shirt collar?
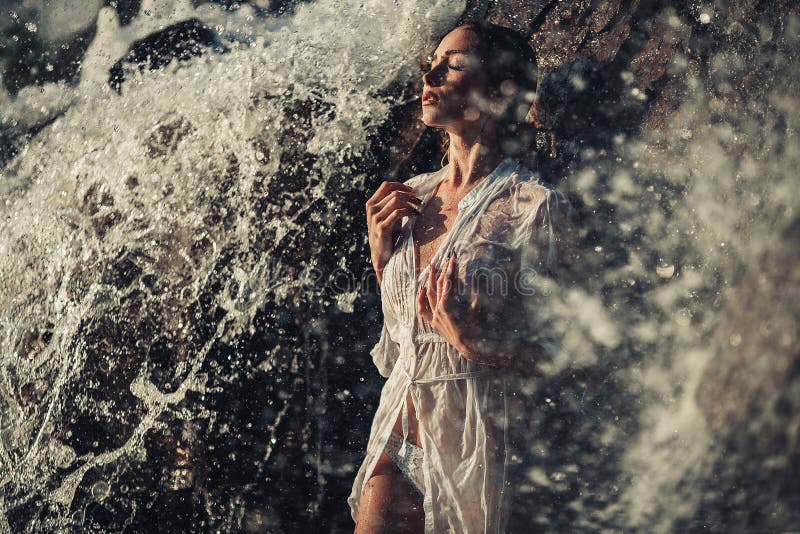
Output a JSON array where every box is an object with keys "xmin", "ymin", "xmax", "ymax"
[{"xmin": 455, "ymin": 156, "xmax": 518, "ymax": 211}]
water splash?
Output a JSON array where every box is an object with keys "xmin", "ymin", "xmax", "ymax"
[
  {"xmin": 1, "ymin": 1, "xmax": 798, "ymax": 531},
  {"xmin": 0, "ymin": 0, "xmax": 463, "ymax": 530},
  {"xmin": 508, "ymin": 11, "xmax": 800, "ymax": 531}
]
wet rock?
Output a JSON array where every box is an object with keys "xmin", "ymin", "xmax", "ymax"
[
  {"xmin": 81, "ymin": 183, "xmax": 115, "ymax": 216},
  {"xmin": 517, "ymin": 0, "xmax": 639, "ymax": 77},
  {"xmin": 101, "ymin": 248, "xmax": 144, "ymax": 289},
  {"xmin": 628, "ymin": 14, "xmax": 691, "ymax": 90},
  {"xmin": 144, "ymin": 114, "xmax": 195, "ymax": 158},
  {"xmin": 18, "ymin": 322, "xmax": 54, "ymax": 358},
  {"xmin": 20, "ymin": 379, "xmax": 49, "ymax": 405},
  {"xmin": 697, "ymin": 221, "xmax": 800, "ymax": 435},
  {"xmin": 108, "ymin": 18, "xmax": 229, "ymax": 94},
  {"xmin": 485, "ymin": 0, "xmax": 552, "ymax": 36},
  {"xmin": 694, "ymin": 219, "xmax": 800, "ymax": 529},
  {"xmin": 125, "ymin": 174, "xmax": 139, "ymax": 190}
]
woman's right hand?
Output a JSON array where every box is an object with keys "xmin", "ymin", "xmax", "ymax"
[{"xmin": 366, "ymin": 182, "xmax": 422, "ymax": 285}]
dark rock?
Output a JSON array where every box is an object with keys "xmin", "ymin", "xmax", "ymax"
[
  {"xmin": 144, "ymin": 114, "xmax": 195, "ymax": 158},
  {"xmin": 693, "ymin": 218, "xmax": 800, "ymax": 529},
  {"xmin": 108, "ymin": 18, "xmax": 229, "ymax": 94},
  {"xmin": 485, "ymin": 0, "xmax": 552, "ymax": 36}
]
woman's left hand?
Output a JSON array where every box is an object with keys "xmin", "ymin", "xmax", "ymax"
[{"xmin": 417, "ymin": 255, "xmax": 478, "ymax": 358}]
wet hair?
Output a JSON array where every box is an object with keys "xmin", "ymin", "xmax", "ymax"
[
  {"xmin": 439, "ymin": 21, "xmax": 539, "ymax": 160},
  {"xmin": 459, "ymin": 21, "xmax": 538, "ymax": 105}
]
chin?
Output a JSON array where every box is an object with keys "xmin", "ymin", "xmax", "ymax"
[{"xmin": 421, "ymin": 110, "xmax": 445, "ymax": 129}]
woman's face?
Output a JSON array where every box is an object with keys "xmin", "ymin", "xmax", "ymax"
[{"xmin": 421, "ymin": 26, "xmax": 491, "ymax": 132}]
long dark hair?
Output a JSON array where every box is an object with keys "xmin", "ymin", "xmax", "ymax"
[{"xmin": 438, "ymin": 21, "xmax": 539, "ymax": 162}]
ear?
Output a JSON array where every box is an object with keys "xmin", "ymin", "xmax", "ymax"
[
  {"xmin": 482, "ymin": 85, "xmax": 509, "ymax": 119},
  {"xmin": 491, "ymin": 94, "xmax": 516, "ymax": 121}
]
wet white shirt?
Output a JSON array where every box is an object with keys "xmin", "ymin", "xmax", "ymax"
[{"xmin": 349, "ymin": 157, "xmax": 573, "ymax": 533}]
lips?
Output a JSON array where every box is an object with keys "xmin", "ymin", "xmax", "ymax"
[{"xmin": 422, "ymin": 91, "xmax": 439, "ymax": 106}]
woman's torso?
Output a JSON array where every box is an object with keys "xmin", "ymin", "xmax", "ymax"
[
  {"xmin": 382, "ymin": 160, "xmax": 547, "ymax": 446},
  {"xmin": 389, "ymin": 173, "xmax": 467, "ymax": 446},
  {"xmin": 355, "ymin": 157, "xmax": 566, "ymax": 531}
]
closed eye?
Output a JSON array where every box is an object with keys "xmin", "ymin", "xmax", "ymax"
[
  {"xmin": 421, "ymin": 49, "xmax": 477, "ymax": 74},
  {"xmin": 420, "ymin": 54, "xmax": 467, "ymax": 73}
]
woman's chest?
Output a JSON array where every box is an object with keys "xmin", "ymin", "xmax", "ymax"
[
  {"xmin": 380, "ymin": 181, "xmax": 538, "ymax": 318},
  {"xmin": 412, "ymin": 206, "xmax": 458, "ymax": 279}
]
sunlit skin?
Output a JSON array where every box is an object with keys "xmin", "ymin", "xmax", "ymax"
[
  {"xmin": 358, "ymin": 25, "xmax": 544, "ymax": 533},
  {"xmin": 416, "ymin": 26, "xmax": 521, "ymax": 365}
]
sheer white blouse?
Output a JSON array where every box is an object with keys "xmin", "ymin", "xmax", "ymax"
[{"xmin": 349, "ymin": 157, "xmax": 573, "ymax": 533}]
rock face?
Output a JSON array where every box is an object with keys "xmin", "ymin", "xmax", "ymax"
[
  {"xmin": 694, "ymin": 219, "xmax": 800, "ymax": 530},
  {"xmin": 392, "ymin": 1, "xmax": 800, "ymax": 531},
  {"xmin": 1, "ymin": 1, "xmax": 798, "ymax": 532},
  {"xmin": 108, "ymin": 18, "xmax": 229, "ymax": 93}
]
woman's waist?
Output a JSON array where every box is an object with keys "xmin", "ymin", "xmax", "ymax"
[
  {"xmin": 386, "ymin": 321, "xmax": 498, "ymax": 379},
  {"xmin": 398, "ymin": 347, "xmax": 495, "ymax": 382}
]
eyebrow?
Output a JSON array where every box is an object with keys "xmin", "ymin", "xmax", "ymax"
[{"xmin": 429, "ymin": 49, "xmax": 473, "ymax": 61}]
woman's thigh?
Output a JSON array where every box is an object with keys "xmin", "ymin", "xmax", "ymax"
[{"xmin": 354, "ymin": 452, "xmax": 425, "ymax": 534}]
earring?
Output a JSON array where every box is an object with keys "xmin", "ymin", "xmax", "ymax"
[{"xmin": 441, "ymin": 150, "xmax": 448, "ymax": 168}]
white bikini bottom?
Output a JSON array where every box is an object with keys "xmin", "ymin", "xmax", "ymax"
[{"xmin": 384, "ymin": 431, "xmax": 425, "ymax": 498}]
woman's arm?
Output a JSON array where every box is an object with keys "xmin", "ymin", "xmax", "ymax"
[
  {"xmin": 418, "ymin": 255, "xmax": 553, "ymax": 372},
  {"xmin": 455, "ymin": 332, "xmax": 551, "ymax": 372},
  {"xmin": 419, "ymin": 187, "xmax": 574, "ymax": 372}
]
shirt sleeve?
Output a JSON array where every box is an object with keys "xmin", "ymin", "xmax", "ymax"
[
  {"xmin": 369, "ymin": 315, "xmax": 400, "ymax": 378},
  {"xmin": 516, "ymin": 188, "xmax": 576, "ymax": 376},
  {"xmin": 368, "ymin": 174, "xmax": 425, "ymax": 378}
]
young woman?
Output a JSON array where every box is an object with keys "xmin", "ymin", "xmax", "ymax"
[{"xmin": 351, "ymin": 21, "xmax": 572, "ymax": 533}]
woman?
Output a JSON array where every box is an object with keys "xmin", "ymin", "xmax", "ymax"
[{"xmin": 351, "ymin": 21, "xmax": 572, "ymax": 533}]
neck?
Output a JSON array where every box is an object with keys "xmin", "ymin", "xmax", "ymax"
[{"xmin": 445, "ymin": 118, "xmax": 503, "ymax": 190}]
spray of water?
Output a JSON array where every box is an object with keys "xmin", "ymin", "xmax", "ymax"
[
  {"xmin": 507, "ymin": 10, "xmax": 800, "ymax": 531},
  {"xmin": 0, "ymin": 1, "xmax": 797, "ymax": 531},
  {"xmin": 0, "ymin": 0, "xmax": 463, "ymax": 530}
]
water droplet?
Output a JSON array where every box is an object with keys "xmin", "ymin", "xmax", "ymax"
[
  {"xmin": 91, "ymin": 481, "xmax": 109, "ymax": 502},
  {"xmin": 729, "ymin": 332, "xmax": 742, "ymax": 347},
  {"xmin": 656, "ymin": 264, "xmax": 675, "ymax": 279}
]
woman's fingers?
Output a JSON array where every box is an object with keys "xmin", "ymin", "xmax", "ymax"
[
  {"xmin": 427, "ymin": 264, "xmax": 438, "ymax": 310},
  {"xmin": 438, "ymin": 256, "xmax": 460, "ymax": 318},
  {"xmin": 427, "ymin": 258, "xmax": 456, "ymax": 305},
  {"xmin": 370, "ymin": 189, "xmax": 422, "ymax": 218},
  {"xmin": 440, "ymin": 257, "xmax": 454, "ymax": 308},
  {"xmin": 417, "ymin": 286, "xmax": 432, "ymax": 320},
  {"xmin": 375, "ymin": 206, "xmax": 418, "ymax": 231},
  {"xmin": 420, "ymin": 257, "xmax": 460, "ymax": 329},
  {"xmin": 366, "ymin": 182, "xmax": 414, "ymax": 207},
  {"xmin": 374, "ymin": 199, "xmax": 420, "ymax": 226},
  {"xmin": 436, "ymin": 260, "xmax": 445, "ymax": 295}
]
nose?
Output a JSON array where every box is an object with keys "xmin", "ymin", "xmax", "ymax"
[{"xmin": 422, "ymin": 62, "xmax": 446, "ymax": 87}]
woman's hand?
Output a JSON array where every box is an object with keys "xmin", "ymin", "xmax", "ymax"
[
  {"xmin": 416, "ymin": 255, "xmax": 478, "ymax": 358},
  {"xmin": 366, "ymin": 182, "xmax": 422, "ymax": 285},
  {"xmin": 417, "ymin": 254, "xmax": 549, "ymax": 370}
]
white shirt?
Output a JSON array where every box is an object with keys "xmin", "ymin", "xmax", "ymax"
[{"xmin": 349, "ymin": 157, "xmax": 573, "ymax": 533}]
